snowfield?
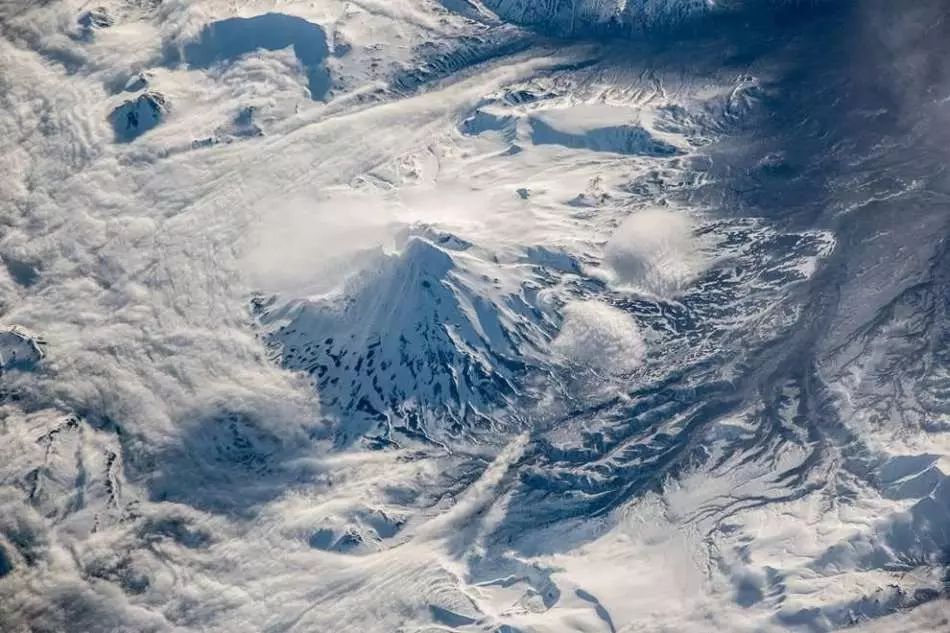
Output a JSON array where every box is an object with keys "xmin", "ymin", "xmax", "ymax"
[{"xmin": 1, "ymin": 1, "xmax": 950, "ymax": 632}]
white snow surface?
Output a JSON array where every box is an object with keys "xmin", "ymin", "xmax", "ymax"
[{"xmin": 1, "ymin": 1, "xmax": 949, "ymax": 633}]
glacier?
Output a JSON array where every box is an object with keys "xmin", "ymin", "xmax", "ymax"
[{"xmin": 1, "ymin": 0, "xmax": 949, "ymax": 632}]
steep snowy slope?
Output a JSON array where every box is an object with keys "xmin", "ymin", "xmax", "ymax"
[{"xmin": 257, "ymin": 228, "xmax": 555, "ymax": 445}]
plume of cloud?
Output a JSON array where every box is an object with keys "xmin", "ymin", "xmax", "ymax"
[
  {"xmin": 601, "ymin": 207, "xmax": 709, "ymax": 297},
  {"xmin": 552, "ymin": 300, "xmax": 646, "ymax": 374}
]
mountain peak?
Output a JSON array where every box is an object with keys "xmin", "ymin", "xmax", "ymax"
[{"xmin": 258, "ymin": 232, "xmax": 549, "ymax": 445}]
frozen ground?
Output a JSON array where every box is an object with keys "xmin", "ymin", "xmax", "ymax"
[{"xmin": 1, "ymin": 0, "xmax": 949, "ymax": 632}]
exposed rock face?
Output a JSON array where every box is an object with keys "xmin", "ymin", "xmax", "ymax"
[
  {"xmin": 0, "ymin": 325, "xmax": 45, "ymax": 372},
  {"xmin": 78, "ymin": 6, "xmax": 114, "ymax": 30},
  {"xmin": 109, "ymin": 91, "xmax": 169, "ymax": 142}
]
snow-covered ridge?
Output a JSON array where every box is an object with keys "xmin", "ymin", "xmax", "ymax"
[
  {"xmin": 474, "ymin": 0, "xmax": 715, "ymax": 34},
  {"xmin": 0, "ymin": 325, "xmax": 45, "ymax": 371},
  {"xmin": 452, "ymin": 0, "xmax": 838, "ymax": 38}
]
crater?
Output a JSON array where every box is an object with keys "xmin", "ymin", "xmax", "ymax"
[{"xmin": 170, "ymin": 13, "xmax": 330, "ymax": 101}]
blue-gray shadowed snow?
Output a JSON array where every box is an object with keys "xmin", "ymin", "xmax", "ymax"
[
  {"xmin": 0, "ymin": 544, "xmax": 12, "ymax": 578},
  {"xmin": 109, "ymin": 91, "xmax": 168, "ymax": 142},
  {"xmin": 169, "ymin": 13, "xmax": 330, "ymax": 100},
  {"xmin": 470, "ymin": 0, "xmax": 711, "ymax": 35},
  {"xmin": 138, "ymin": 382, "xmax": 323, "ymax": 515},
  {"xmin": 438, "ymin": 0, "xmax": 491, "ymax": 22}
]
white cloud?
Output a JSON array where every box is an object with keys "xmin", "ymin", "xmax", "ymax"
[
  {"xmin": 552, "ymin": 300, "xmax": 646, "ymax": 374},
  {"xmin": 602, "ymin": 207, "xmax": 709, "ymax": 297}
]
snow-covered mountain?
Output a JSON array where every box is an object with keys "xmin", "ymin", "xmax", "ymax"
[{"xmin": 256, "ymin": 228, "xmax": 555, "ymax": 445}]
